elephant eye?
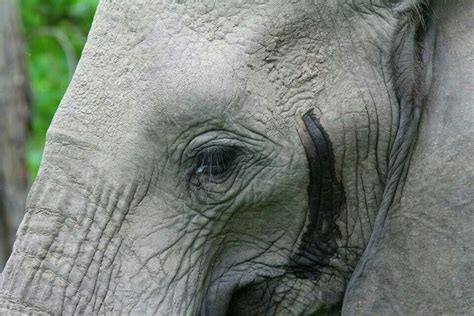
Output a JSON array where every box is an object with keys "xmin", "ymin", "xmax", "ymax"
[{"xmin": 195, "ymin": 146, "xmax": 237, "ymax": 179}]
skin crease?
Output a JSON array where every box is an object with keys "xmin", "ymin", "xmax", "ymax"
[{"xmin": 0, "ymin": 0, "xmax": 438, "ymax": 315}]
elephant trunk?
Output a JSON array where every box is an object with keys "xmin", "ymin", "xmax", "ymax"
[{"xmin": 0, "ymin": 132, "xmax": 144, "ymax": 314}]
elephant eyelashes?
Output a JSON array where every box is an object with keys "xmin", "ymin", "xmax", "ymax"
[
  {"xmin": 197, "ymin": 147, "xmax": 236, "ymax": 175},
  {"xmin": 192, "ymin": 146, "xmax": 238, "ymax": 188}
]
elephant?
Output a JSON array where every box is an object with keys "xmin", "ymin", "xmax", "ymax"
[{"xmin": 0, "ymin": 0, "xmax": 473, "ymax": 314}]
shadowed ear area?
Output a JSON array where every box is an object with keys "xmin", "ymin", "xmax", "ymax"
[
  {"xmin": 343, "ymin": 1, "xmax": 474, "ymax": 314},
  {"xmin": 290, "ymin": 110, "xmax": 344, "ymax": 278}
]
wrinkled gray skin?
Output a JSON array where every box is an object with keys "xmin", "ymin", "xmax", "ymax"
[{"xmin": 0, "ymin": 0, "xmax": 473, "ymax": 315}]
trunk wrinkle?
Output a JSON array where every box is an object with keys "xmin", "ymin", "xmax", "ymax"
[{"xmin": 0, "ymin": 172, "xmax": 144, "ymax": 314}]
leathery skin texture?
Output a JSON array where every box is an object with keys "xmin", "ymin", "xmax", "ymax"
[{"xmin": 1, "ymin": 0, "xmax": 473, "ymax": 315}]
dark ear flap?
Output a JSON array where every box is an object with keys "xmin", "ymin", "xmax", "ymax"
[{"xmin": 343, "ymin": 1, "xmax": 474, "ymax": 314}]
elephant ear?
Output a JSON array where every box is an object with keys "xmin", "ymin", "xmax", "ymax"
[{"xmin": 343, "ymin": 0, "xmax": 474, "ymax": 314}]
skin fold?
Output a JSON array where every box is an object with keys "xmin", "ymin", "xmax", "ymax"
[{"xmin": 0, "ymin": 0, "xmax": 472, "ymax": 315}]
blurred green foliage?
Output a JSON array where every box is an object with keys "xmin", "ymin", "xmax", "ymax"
[{"xmin": 20, "ymin": 0, "xmax": 99, "ymax": 179}]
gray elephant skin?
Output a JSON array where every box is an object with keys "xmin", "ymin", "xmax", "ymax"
[{"xmin": 0, "ymin": 0, "xmax": 472, "ymax": 315}]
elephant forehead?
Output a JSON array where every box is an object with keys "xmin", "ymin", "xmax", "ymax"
[
  {"xmin": 55, "ymin": 0, "xmax": 392, "ymax": 158},
  {"xmin": 66, "ymin": 1, "xmax": 337, "ymax": 134},
  {"xmin": 106, "ymin": 0, "xmax": 330, "ymax": 38},
  {"xmin": 146, "ymin": 40, "xmax": 250, "ymax": 118}
]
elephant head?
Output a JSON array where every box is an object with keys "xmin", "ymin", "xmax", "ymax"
[{"xmin": 1, "ymin": 0, "xmax": 472, "ymax": 314}]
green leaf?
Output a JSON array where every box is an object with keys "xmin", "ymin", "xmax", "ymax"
[{"xmin": 21, "ymin": 0, "xmax": 99, "ymax": 180}]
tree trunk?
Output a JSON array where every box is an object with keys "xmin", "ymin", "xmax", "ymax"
[{"xmin": 0, "ymin": 0, "xmax": 31, "ymax": 271}]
